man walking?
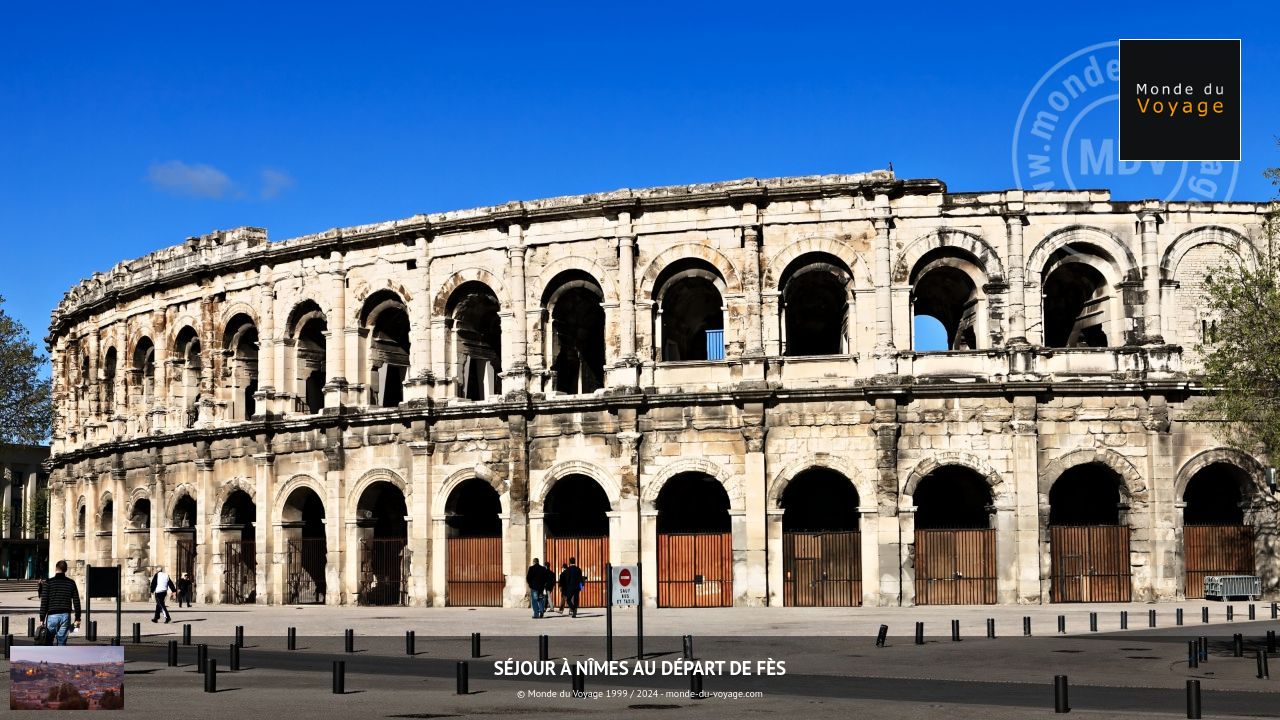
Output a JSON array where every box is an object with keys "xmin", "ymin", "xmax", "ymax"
[
  {"xmin": 527, "ymin": 557, "xmax": 549, "ymax": 619},
  {"xmin": 559, "ymin": 557, "xmax": 585, "ymax": 618},
  {"xmin": 39, "ymin": 560, "xmax": 81, "ymax": 645},
  {"xmin": 150, "ymin": 566, "xmax": 177, "ymax": 623}
]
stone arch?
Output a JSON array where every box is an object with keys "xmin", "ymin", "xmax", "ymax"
[
  {"xmin": 436, "ymin": 465, "xmax": 510, "ymax": 518},
  {"xmin": 638, "ymin": 243, "xmax": 743, "ymax": 300},
  {"xmin": 432, "ymin": 267, "xmax": 508, "ymax": 315},
  {"xmin": 1026, "ymin": 225, "xmax": 1140, "ymax": 282},
  {"xmin": 212, "ymin": 477, "xmax": 257, "ymax": 524},
  {"xmin": 765, "ymin": 235, "xmax": 871, "ymax": 291},
  {"xmin": 165, "ymin": 483, "xmax": 198, "ymax": 527},
  {"xmin": 283, "ymin": 298, "xmax": 332, "ymax": 336},
  {"xmin": 1161, "ymin": 226, "xmax": 1256, "ymax": 282},
  {"xmin": 893, "ymin": 228, "xmax": 1006, "ymax": 284},
  {"xmin": 350, "ymin": 278, "xmax": 413, "ymax": 328},
  {"xmin": 274, "ymin": 473, "xmax": 328, "ymax": 516},
  {"xmin": 347, "ymin": 468, "xmax": 411, "ymax": 511},
  {"xmin": 902, "ymin": 452, "xmax": 1012, "ymax": 507},
  {"xmin": 768, "ymin": 454, "xmax": 874, "ymax": 510},
  {"xmin": 537, "ymin": 255, "xmax": 619, "ymax": 305},
  {"xmin": 641, "ymin": 457, "xmax": 742, "ymax": 510},
  {"xmin": 534, "ymin": 460, "xmax": 622, "ymax": 512},
  {"xmin": 1038, "ymin": 448, "xmax": 1147, "ymax": 500},
  {"xmin": 217, "ymin": 302, "xmax": 260, "ymax": 330},
  {"xmin": 168, "ymin": 318, "xmax": 202, "ymax": 355},
  {"xmin": 1174, "ymin": 447, "xmax": 1268, "ymax": 499}
]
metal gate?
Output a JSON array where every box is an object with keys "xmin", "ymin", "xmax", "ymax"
[
  {"xmin": 222, "ymin": 540, "xmax": 256, "ymax": 604},
  {"xmin": 446, "ymin": 537, "xmax": 504, "ymax": 607},
  {"xmin": 657, "ymin": 532, "xmax": 732, "ymax": 608},
  {"xmin": 359, "ymin": 538, "xmax": 408, "ymax": 606},
  {"xmin": 544, "ymin": 536, "xmax": 608, "ymax": 608},
  {"xmin": 914, "ymin": 529, "xmax": 997, "ymax": 605},
  {"xmin": 285, "ymin": 538, "xmax": 327, "ymax": 605},
  {"xmin": 1184, "ymin": 524, "xmax": 1255, "ymax": 599},
  {"xmin": 175, "ymin": 536, "xmax": 196, "ymax": 582},
  {"xmin": 1050, "ymin": 525, "xmax": 1132, "ymax": 603},
  {"xmin": 783, "ymin": 531, "xmax": 862, "ymax": 607}
]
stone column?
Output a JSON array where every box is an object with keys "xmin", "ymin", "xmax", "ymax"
[
  {"xmin": 994, "ymin": 503, "xmax": 1018, "ymax": 604},
  {"xmin": 871, "ymin": 195, "xmax": 897, "ymax": 374},
  {"xmin": 1004, "ymin": 205, "xmax": 1029, "ymax": 344},
  {"xmin": 1009, "ymin": 395, "xmax": 1042, "ymax": 603},
  {"xmin": 1144, "ymin": 395, "xmax": 1174, "ymax": 600},
  {"xmin": 150, "ymin": 469, "xmax": 165, "ymax": 584},
  {"xmin": 504, "ymin": 414, "xmax": 530, "ymax": 607},
  {"xmin": 194, "ymin": 459, "xmax": 213, "ymax": 602},
  {"xmin": 505, "ymin": 226, "xmax": 529, "ymax": 392},
  {"xmin": 872, "ymin": 400, "xmax": 901, "ymax": 604},
  {"xmin": 323, "ymin": 444, "xmax": 346, "ymax": 605},
  {"xmin": 766, "ymin": 509, "xmax": 783, "ymax": 607},
  {"xmin": 254, "ymin": 453, "xmax": 274, "ymax": 604},
  {"xmin": 256, "ymin": 269, "xmax": 276, "ymax": 414},
  {"xmin": 83, "ymin": 475, "xmax": 99, "ymax": 570},
  {"xmin": 858, "ymin": 506, "xmax": 881, "ymax": 606},
  {"xmin": 742, "ymin": 422, "xmax": 767, "ymax": 605},
  {"xmin": 0, "ymin": 465, "xmax": 10, "ymax": 540},
  {"xmin": 408, "ymin": 441, "xmax": 434, "ymax": 606},
  {"xmin": 742, "ymin": 219, "xmax": 764, "ymax": 357},
  {"xmin": 324, "ymin": 252, "xmax": 348, "ymax": 409},
  {"xmin": 404, "ymin": 238, "xmax": 434, "ymax": 402},
  {"xmin": 617, "ymin": 229, "xmax": 637, "ymax": 360},
  {"xmin": 1138, "ymin": 205, "xmax": 1164, "ymax": 344},
  {"xmin": 896, "ymin": 506, "xmax": 916, "ymax": 606}
]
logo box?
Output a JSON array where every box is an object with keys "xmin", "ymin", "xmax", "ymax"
[{"xmin": 1119, "ymin": 39, "xmax": 1240, "ymax": 162}]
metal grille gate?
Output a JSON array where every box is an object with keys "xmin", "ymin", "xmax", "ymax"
[
  {"xmin": 1050, "ymin": 525, "xmax": 1132, "ymax": 603},
  {"xmin": 222, "ymin": 540, "xmax": 256, "ymax": 604},
  {"xmin": 783, "ymin": 531, "xmax": 862, "ymax": 607},
  {"xmin": 544, "ymin": 536, "xmax": 608, "ymax": 608},
  {"xmin": 914, "ymin": 529, "xmax": 997, "ymax": 605},
  {"xmin": 359, "ymin": 538, "xmax": 408, "ymax": 606},
  {"xmin": 285, "ymin": 538, "xmax": 327, "ymax": 605},
  {"xmin": 446, "ymin": 537, "xmax": 504, "ymax": 607},
  {"xmin": 1184, "ymin": 524, "xmax": 1255, "ymax": 599},
  {"xmin": 175, "ymin": 536, "xmax": 196, "ymax": 582},
  {"xmin": 657, "ymin": 532, "xmax": 732, "ymax": 608}
]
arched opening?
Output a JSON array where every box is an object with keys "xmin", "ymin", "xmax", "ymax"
[
  {"xmin": 218, "ymin": 489, "xmax": 257, "ymax": 603},
  {"xmin": 282, "ymin": 487, "xmax": 327, "ymax": 604},
  {"xmin": 543, "ymin": 474, "xmax": 610, "ymax": 607},
  {"xmin": 447, "ymin": 282, "xmax": 502, "ymax": 400},
  {"xmin": 912, "ymin": 251, "xmax": 983, "ymax": 351},
  {"xmin": 1182, "ymin": 462, "xmax": 1256, "ymax": 598},
  {"xmin": 356, "ymin": 482, "xmax": 408, "ymax": 606},
  {"xmin": 543, "ymin": 272, "xmax": 606, "ymax": 395},
  {"xmin": 656, "ymin": 472, "xmax": 732, "ymax": 607},
  {"xmin": 172, "ymin": 326, "xmax": 203, "ymax": 428},
  {"xmin": 780, "ymin": 254, "xmax": 852, "ymax": 356},
  {"xmin": 102, "ymin": 347, "xmax": 117, "ymax": 416},
  {"xmin": 288, "ymin": 302, "xmax": 328, "ymax": 414},
  {"xmin": 361, "ymin": 292, "xmax": 411, "ymax": 408},
  {"xmin": 128, "ymin": 499, "xmax": 151, "ymax": 530},
  {"xmin": 96, "ymin": 498, "xmax": 114, "ymax": 564},
  {"xmin": 170, "ymin": 494, "xmax": 197, "ymax": 592},
  {"xmin": 445, "ymin": 478, "xmax": 504, "ymax": 606},
  {"xmin": 125, "ymin": 498, "xmax": 151, "ymax": 600},
  {"xmin": 223, "ymin": 315, "xmax": 259, "ymax": 421},
  {"xmin": 655, "ymin": 260, "xmax": 725, "ymax": 362},
  {"xmin": 1048, "ymin": 463, "xmax": 1131, "ymax": 602},
  {"xmin": 780, "ymin": 469, "xmax": 861, "ymax": 606},
  {"xmin": 912, "ymin": 466, "xmax": 996, "ymax": 604},
  {"xmin": 1042, "ymin": 247, "xmax": 1117, "ymax": 348},
  {"xmin": 130, "ymin": 337, "xmax": 156, "ymax": 416}
]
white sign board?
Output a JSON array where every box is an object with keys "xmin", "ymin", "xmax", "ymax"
[{"xmin": 611, "ymin": 564, "xmax": 639, "ymax": 606}]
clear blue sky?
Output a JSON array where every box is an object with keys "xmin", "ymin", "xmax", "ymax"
[{"xmin": 2, "ymin": 3, "xmax": 1276, "ymax": 353}]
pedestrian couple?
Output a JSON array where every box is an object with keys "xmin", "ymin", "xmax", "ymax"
[
  {"xmin": 527, "ymin": 557, "xmax": 585, "ymax": 619},
  {"xmin": 149, "ymin": 567, "xmax": 193, "ymax": 622}
]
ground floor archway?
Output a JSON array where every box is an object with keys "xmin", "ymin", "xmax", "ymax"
[
  {"xmin": 445, "ymin": 478, "xmax": 503, "ymax": 607},
  {"xmin": 781, "ymin": 468, "xmax": 861, "ymax": 607},
  {"xmin": 543, "ymin": 473, "xmax": 610, "ymax": 608},
  {"xmin": 1049, "ymin": 463, "xmax": 1131, "ymax": 603},
  {"xmin": 219, "ymin": 489, "xmax": 257, "ymax": 604},
  {"xmin": 656, "ymin": 472, "xmax": 733, "ymax": 608},
  {"xmin": 282, "ymin": 487, "xmax": 327, "ymax": 605},
  {"xmin": 356, "ymin": 482, "xmax": 408, "ymax": 606},
  {"xmin": 1183, "ymin": 462, "xmax": 1256, "ymax": 598},
  {"xmin": 912, "ymin": 466, "xmax": 996, "ymax": 605}
]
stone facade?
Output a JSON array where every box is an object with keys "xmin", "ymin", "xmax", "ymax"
[{"xmin": 44, "ymin": 171, "xmax": 1280, "ymax": 606}]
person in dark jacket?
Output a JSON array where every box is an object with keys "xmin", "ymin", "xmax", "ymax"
[
  {"xmin": 39, "ymin": 560, "xmax": 81, "ymax": 645},
  {"xmin": 554, "ymin": 563, "xmax": 569, "ymax": 613},
  {"xmin": 526, "ymin": 558, "xmax": 550, "ymax": 619},
  {"xmin": 176, "ymin": 572, "xmax": 194, "ymax": 607},
  {"xmin": 558, "ymin": 557, "xmax": 585, "ymax": 618}
]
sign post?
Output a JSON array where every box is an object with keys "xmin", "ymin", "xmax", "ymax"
[
  {"xmin": 609, "ymin": 564, "xmax": 641, "ymax": 660},
  {"xmin": 85, "ymin": 564, "xmax": 123, "ymax": 644},
  {"xmin": 605, "ymin": 562, "xmax": 613, "ymax": 661}
]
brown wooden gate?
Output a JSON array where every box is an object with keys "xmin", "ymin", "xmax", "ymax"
[
  {"xmin": 1184, "ymin": 524, "xmax": 1255, "ymax": 599},
  {"xmin": 914, "ymin": 529, "xmax": 997, "ymax": 605},
  {"xmin": 1050, "ymin": 525, "xmax": 1131, "ymax": 602},
  {"xmin": 222, "ymin": 540, "xmax": 256, "ymax": 604},
  {"xmin": 359, "ymin": 538, "xmax": 408, "ymax": 606},
  {"xmin": 657, "ymin": 532, "xmax": 732, "ymax": 607},
  {"xmin": 285, "ymin": 538, "xmax": 327, "ymax": 604},
  {"xmin": 783, "ymin": 531, "xmax": 862, "ymax": 607},
  {"xmin": 544, "ymin": 536, "xmax": 608, "ymax": 608},
  {"xmin": 446, "ymin": 536, "xmax": 504, "ymax": 607}
]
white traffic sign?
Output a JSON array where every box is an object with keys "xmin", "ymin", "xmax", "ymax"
[{"xmin": 611, "ymin": 564, "xmax": 639, "ymax": 606}]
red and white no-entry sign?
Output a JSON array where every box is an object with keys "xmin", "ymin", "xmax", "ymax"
[
  {"xmin": 611, "ymin": 564, "xmax": 639, "ymax": 606},
  {"xmin": 619, "ymin": 568, "xmax": 632, "ymax": 586}
]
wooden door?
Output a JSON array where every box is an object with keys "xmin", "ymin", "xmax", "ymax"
[
  {"xmin": 446, "ymin": 536, "xmax": 504, "ymax": 607},
  {"xmin": 915, "ymin": 529, "xmax": 996, "ymax": 605},
  {"xmin": 1184, "ymin": 525, "xmax": 1255, "ymax": 599},
  {"xmin": 1050, "ymin": 525, "xmax": 1131, "ymax": 602},
  {"xmin": 783, "ymin": 531, "xmax": 862, "ymax": 607},
  {"xmin": 544, "ymin": 536, "xmax": 608, "ymax": 608},
  {"xmin": 657, "ymin": 532, "xmax": 732, "ymax": 607}
]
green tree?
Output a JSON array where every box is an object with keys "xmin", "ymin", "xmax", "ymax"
[
  {"xmin": 0, "ymin": 295, "xmax": 52, "ymax": 444},
  {"xmin": 1197, "ymin": 164, "xmax": 1280, "ymax": 460}
]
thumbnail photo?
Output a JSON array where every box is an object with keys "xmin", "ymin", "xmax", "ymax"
[{"xmin": 9, "ymin": 646, "xmax": 124, "ymax": 710}]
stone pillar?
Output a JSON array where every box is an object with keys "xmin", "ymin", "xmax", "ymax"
[
  {"xmin": 150, "ymin": 469, "xmax": 165, "ymax": 584},
  {"xmin": 1144, "ymin": 394, "xmax": 1174, "ymax": 600},
  {"xmin": 617, "ymin": 230, "xmax": 637, "ymax": 360},
  {"xmin": 254, "ymin": 453, "xmax": 274, "ymax": 604},
  {"xmin": 324, "ymin": 253, "xmax": 347, "ymax": 409},
  {"xmin": 408, "ymin": 441, "xmax": 434, "ymax": 606},
  {"xmin": 615, "ymin": 430, "xmax": 642, "ymax": 566},
  {"xmin": 871, "ymin": 195, "xmax": 897, "ymax": 374},
  {"xmin": 195, "ymin": 459, "xmax": 213, "ymax": 602},
  {"xmin": 742, "ymin": 218, "xmax": 764, "ymax": 357},
  {"xmin": 404, "ymin": 239, "xmax": 434, "ymax": 402},
  {"xmin": 0, "ymin": 465, "xmax": 10, "ymax": 541},
  {"xmin": 858, "ymin": 506, "xmax": 881, "ymax": 606},
  {"xmin": 1139, "ymin": 205, "xmax": 1164, "ymax": 343},
  {"xmin": 897, "ymin": 506, "xmax": 916, "ymax": 606},
  {"xmin": 256, "ymin": 270, "xmax": 276, "ymax": 414},
  {"xmin": 742, "ymin": 422, "xmax": 767, "ymax": 605},
  {"xmin": 505, "ymin": 414, "xmax": 530, "ymax": 606},
  {"xmin": 994, "ymin": 504, "xmax": 1018, "ymax": 604},
  {"xmin": 48, "ymin": 477, "xmax": 65, "ymax": 567},
  {"xmin": 872, "ymin": 400, "xmax": 901, "ymax": 604},
  {"xmin": 505, "ymin": 226, "xmax": 529, "ymax": 392},
  {"xmin": 83, "ymin": 475, "xmax": 99, "ymax": 570},
  {"xmin": 1004, "ymin": 206, "xmax": 1028, "ymax": 344},
  {"xmin": 766, "ymin": 509, "xmax": 783, "ymax": 606},
  {"xmin": 1008, "ymin": 395, "xmax": 1042, "ymax": 603}
]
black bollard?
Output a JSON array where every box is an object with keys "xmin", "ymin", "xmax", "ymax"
[
  {"xmin": 344, "ymin": 629, "xmax": 354, "ymax": 653},
  {"xmin": 204, "ymin": 659, "xmax": 217, "ymax": 693},
  {"xmin": 406, "ymin": 630, "xmax": 415, "ymax": 656},
  {"xmin": 87, "ymin": 620, "xmax": 97, "ymax": 641},
  {"xmin": 1090, "ymin": 612, "xmax": 1097, "ymax": 633},
  {"xmin": 167, "ymin": 640, "xmax": 178, "ymax": 667},
  {"xmin": 1177, "ymin": 608, "xmax": 1184, "ymax": 626},
  {"xmin": 456, "ymin": 661, "xmax": 469, "ymax": 695},
  {"xmin": 1150, "ymin": 609, "xmax": 1157, "ymax": 628},
  {"xmin": 1186, "ymin": 679, "xmax": 1201, "ymax": 719},
  {"xmin": 230, "ymin": 643, "xmax": 240, "ymax": 672},
  {"xmin": 571, "ymin": 666, "xmax": 585, "ymax": 694},
  {"xmin": 1, "ymin": 616, "xmax": 7, "ymax": 636},
  {"xmin": 951, "ymin": 619, "xmax": 960, "ymax": 642},
  {"xmin": 287, "ymin": 627, "xmax": 296, "ymax": 651},
  {"xmin": 1024, "ymin": 616, "xmax": 1032, "ymax": 636},
  {"xmin": 132, "ymin": 622, "xmax": 141, "ymax": 644},
  {"xmin": 539, "ymin": 634, "xmax": 549, "ymax": 661},
  {"xmin": 3, "ymin": 633, "xmax": 11, "ymax": 660},
  {"xmin": 691, "ymin": 671, "xmax": 704, "ymax": 699},
  {"xmin": 1267, "ymin": 630, "xmax": 1277, "ymax": 655},
  {"xmin": 1249, "ymin": 604, "xmax": 1255, "ymax": 620},
  {"xmin": 987, "ymin": 618, "xmax": 995, "ymax": 639},
  {"xmin": 683, "ymin": 635, "xmax": 694, "ymax": 659},
  {"xmin": 1228, "ymin": 606, "xmax": 1234, "ymax": 622},
  {"xmin": 332, "ymin": 660, "xmax": 345, "ymax": 694},
  {"xmin": 1258, "ymin": 649, "xmax": 1270, "ymax": 680},
  {"xmin": 1272, "ymin": 602, "xmax": 1278, "ymax": 620},
  {"xmin": 1233, "ymin": 633, "xmax": 1244, "ymax": 658},
  {"xmin": 1058, "ymin": 615, "xmax": 1066, "ymax": 634},
  {"xmin": 183, "ymin": 624, "xmax": 192, "ymax": 645},
  {"xmin": 875, "ymin": 624, "xmax": 888, "ymax": 648},
  {"xmin": 1202, "ymin": 606, "xmax": 1209, "ymax": 624},
  {"xmin": 197, "ymin": 644, "xmax": 208, "ymax": 674},
  {"xmin": 1053, "ymin": 675, "xmax": 1069, "ymax": 713},
  {"xmin": 1188, "ymin": 640, "xmax": 1199, "ymax": 669},
  {"xmin": 28, "ymin": 617, "xmax": 35, "ymax": 637},
  {"xmin": 1199, "ymin": 636, "xmax": 1208, "ymax": 662},
  {"xmin": 471, "ymin": 632, "xmax": 481, "ymax": 658},
  {"xmin": 915, "ymin": 622, "xmax": 924, "ymax": 645},
  {"xmin": 1120, "ymin": 611, "xmax": 1128, "ymax": 630},
  {"xmin": 235, "ymin": 625, "xmax": 244, "ymax": 648}
]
